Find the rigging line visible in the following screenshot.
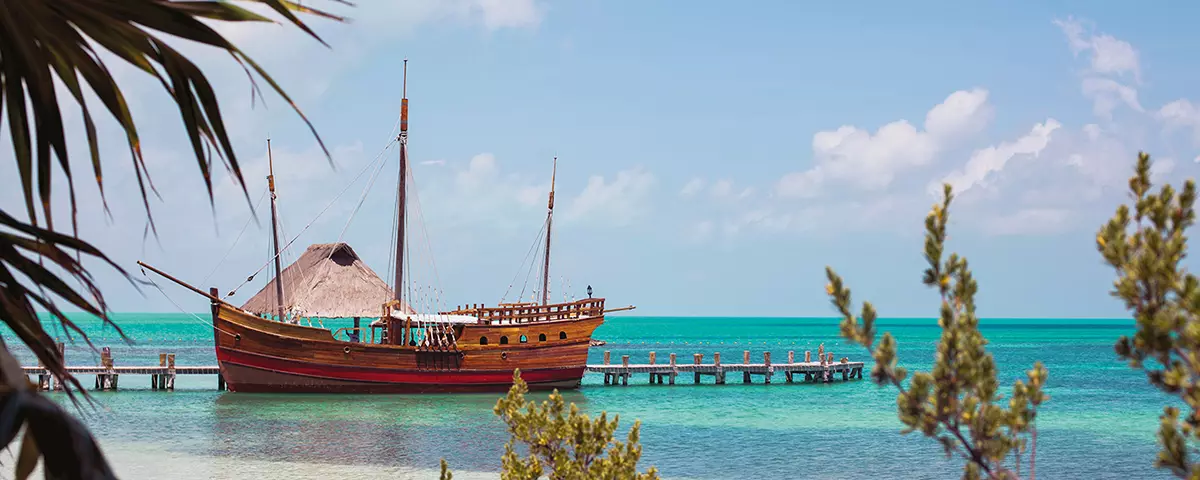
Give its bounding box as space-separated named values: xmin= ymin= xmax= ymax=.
xmin=291 ymin=142 xmax=393 ymax=309
xmin=501 ymin=217 xmax=548 ymax=303
xmin=228 ymin=137 xmax=398 ymax=296
xmin=518 ymin=217 xmax=549 ymax=303
xmin=141 ymin=270 xmax=238 ymax=338
xmin=204 ymin=188 xmax=269 ymax=288
xmin=405 ymin=160 xmax=444 ymax=310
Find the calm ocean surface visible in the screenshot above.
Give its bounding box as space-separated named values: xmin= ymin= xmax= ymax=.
xmin=7 ymin=314 xmax=1172 ymax=479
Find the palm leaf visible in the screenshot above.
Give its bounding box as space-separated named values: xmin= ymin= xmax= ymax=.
xmin=0 ymin=1 xmax=350 ymax=477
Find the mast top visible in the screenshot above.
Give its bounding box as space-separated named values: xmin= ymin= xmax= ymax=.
xmin=267 ymin=138 xmax=276 ymax=193
xmin=400 ymin=59 xmax=410 ymax=136
xmin=547 ymin=156 xmax=556 ymax=210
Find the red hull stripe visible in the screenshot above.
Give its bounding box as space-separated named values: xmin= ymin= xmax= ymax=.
xmin=217 ymin=348 xmax=585 ymax=386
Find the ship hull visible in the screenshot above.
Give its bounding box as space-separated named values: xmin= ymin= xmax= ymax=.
xmin=211 ymin=303 xmax=602 ymax=393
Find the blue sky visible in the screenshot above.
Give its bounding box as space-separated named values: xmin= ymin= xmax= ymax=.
xmin=5 ymin=1 xmax=1200 ymax=318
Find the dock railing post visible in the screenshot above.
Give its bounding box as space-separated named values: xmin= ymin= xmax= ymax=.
xmin=153 ymin=353 xmax=165 ymax=390
xmin=648 ymin=352 xmax=657 ymax=384
xmin=742 ymin=350 xmax=751 ymax=383
xmin=37 ymin=351 xmax=49 ymax=391
xmin=98 ymin=346 xmax=116 ymax=391
xmin=669 ymin=353 xmax=677 ymax=385
xmin=805 ymin=350 xmax=811 ymax=363
xmin=604 ymin=350 xmax=611 ymax=365
xmin=786 ymin=350 xmax=795 ymax=383
xmin=764 ymin=351 xmax=772 ymax=384
xmin=693 ymin=354 xmax=702 ymax=384
xmin=620 ymin=355 xmax=629 ymax=386
xmin=714 ymin=352 xmax=724 ymax=384
xmin=53 ymin=342 xmax=65 ymax=391
xmin=166 ymin=354 xmax=176 ymax=390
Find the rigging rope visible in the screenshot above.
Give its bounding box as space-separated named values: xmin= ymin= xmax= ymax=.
xmin=405 ymin=158 xmax=445 ymax=313
xmin=517 ymin=216 xmax=550 ymax=304
xmin=501 ymin=216 xmax=548 ymax=304
xmin=204 ymin=188 xmax=268 ymax=288
xmin=141 ymin=268 xmax=238 ymax=338
xmin=291 ymin=140 xmax=394 ymax=312
xmin=225 ymin=136 xmax=399 ymax=298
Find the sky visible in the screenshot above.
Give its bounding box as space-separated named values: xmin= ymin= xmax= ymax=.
xmin=4 ymin=1 xmax=1200 ymax=318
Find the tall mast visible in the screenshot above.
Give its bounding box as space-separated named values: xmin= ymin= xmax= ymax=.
xmin=541 ymin=157 xmax=556 ymax=306
xmin=267 ymin=138 xmax=285 ymax=322
xmin=394 ymin=59 xmax=409 ymax=307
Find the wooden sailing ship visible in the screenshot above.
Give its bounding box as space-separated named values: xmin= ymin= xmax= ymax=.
xmin=140 ymin=61 xmax=631 ymax=393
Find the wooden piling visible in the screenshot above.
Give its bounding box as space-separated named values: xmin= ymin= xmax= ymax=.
xmin=97 ymin=346 xmax=117 ymax=391
xmin=693 ymin=354 xmax=702 ymax=384
xmin=805 ymin=350 xmax=811 ymax=363
xmin=604 ymin=350 xmax=611 ymax=365
xmin=621 ymin=355 xmax=629 ymax=386
xmin=743 ymin=350 xmax=751 ymax=383
xmin=669 ymin=353 xmax=677 ymax=385
xmin=165 ymin=354 xmax=176 ymax=390
xmin=53 ymin=342 xmax=65 ymax=391
xmin=763 ymin=351 xmax=772 ymax=384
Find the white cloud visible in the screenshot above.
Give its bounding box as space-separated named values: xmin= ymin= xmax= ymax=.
xmin=470 ymin=0 xmax=544 ymax=30
xmin=421 ymin=159 xmax=447 ymax=166
xmin=1054 ymin=17 xmax=1141 ymax=81
xmin=566 ymin=167 xmax=656 ymax=226
xmin=936 ymin=119 xmax=1062 ymax=195
xmin=776 ymin=88 xmax=991 ymax=196
xmin=456 ymin=153 xmax=501 ymax=190
xmin=984 ymin=208 xmax=1073 ymax=236
xmin=1055 ymin=17 xmax=1142 ymax=120
xmin=1157 ymin=99 xmax=1200 ymax=144
xmin=680 ymin=178 xmax=705 ymax=197
xmin=708 ymin=179 xmax=754 ymax=202
xmin=1082 ymin=78 xmax=1143 ymax=118
xmin=925 ymin=88 xmax=995 ymax=139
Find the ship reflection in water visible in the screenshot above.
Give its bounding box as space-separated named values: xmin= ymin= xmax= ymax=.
xmin=205 ymin=390 xmax=594 ymax=472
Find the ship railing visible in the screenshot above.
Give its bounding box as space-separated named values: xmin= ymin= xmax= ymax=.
xmin=441 ymin=298 xmax=607 ymax=325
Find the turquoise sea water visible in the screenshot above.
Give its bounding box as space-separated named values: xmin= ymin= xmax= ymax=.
xmin=8 ymin=314 xmax=1172 ymax=479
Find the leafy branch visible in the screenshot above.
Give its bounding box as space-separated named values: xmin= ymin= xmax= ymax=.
xmin=1097 ymin=152 xmax=1200 ymax=477
xmin=442 ymin=370 xmax=658 ymax=480
xmin=825 ymin=183 xmax=1048 ymax=480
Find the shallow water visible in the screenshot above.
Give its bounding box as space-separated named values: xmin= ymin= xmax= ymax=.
xmin=9 ymin=315 xmax=1172 ymax=479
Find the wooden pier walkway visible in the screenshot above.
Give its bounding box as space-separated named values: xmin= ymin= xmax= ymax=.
xmin=586 ymin=350 xmax=864 ymax=386
xmin=25 ymin=344 xmax=227 ymax=392
xmin=24 ymin=344 xmax=863 ymax=391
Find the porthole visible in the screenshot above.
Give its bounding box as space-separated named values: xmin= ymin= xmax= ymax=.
xmin=538 ymin=333 xmax=547 ymax=342
xmin=480 ymin=336 xmax=489 ymax=345
xmin=559 ymin=331 xmax=567 ymax=340
xmin=500 ymin=336 xmax=509 ymax=345
xmin=519 ymin=335 xmax=528 ymax=343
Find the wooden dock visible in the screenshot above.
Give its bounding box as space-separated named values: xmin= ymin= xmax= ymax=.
xmin=586 ymin=350 xmax=864 ymax=386
xmin=26 ymin=344 xmax=226 ymax=392
xmin=24 ymin=344 xmax=862 ymax=391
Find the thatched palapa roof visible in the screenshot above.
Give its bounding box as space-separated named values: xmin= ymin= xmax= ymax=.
xmin=241 ymin=243 xmax=414 ymax=318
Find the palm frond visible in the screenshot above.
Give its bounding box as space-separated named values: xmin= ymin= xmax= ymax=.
xmin=0 ymin=1 xmax=350 ymax=477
